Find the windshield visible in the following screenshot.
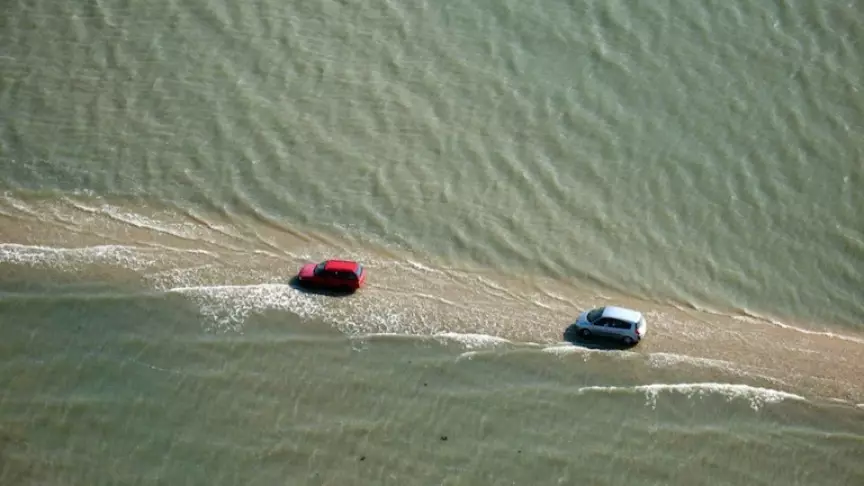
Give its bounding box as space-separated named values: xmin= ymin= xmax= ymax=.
xmin=314 ymin=262 xmax=326 ymax=275
xmin=586 ymin=307 xmax=605 ymax=323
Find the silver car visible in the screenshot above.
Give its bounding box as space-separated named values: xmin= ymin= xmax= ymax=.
xmin=573 ymin=306 xmax=647 ymax=345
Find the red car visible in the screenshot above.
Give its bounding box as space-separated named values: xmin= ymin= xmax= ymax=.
xmin=296 ymin=259 xmax=367 ymax=292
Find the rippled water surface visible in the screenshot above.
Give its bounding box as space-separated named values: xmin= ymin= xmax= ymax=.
xmin=1 ymin=0 xmax=862 ymax=484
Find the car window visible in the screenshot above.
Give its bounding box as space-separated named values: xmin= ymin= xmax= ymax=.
xmin=586 ymin=307 xmax=604 ymax=323
xmin=314 ymin=262 xmax=327 ymax=276
xmin=355 ymin=264 xmax=364 ymax=276
xmin=612 ymin=320 xmax=632 ymax=330
xmin=592 ymin=319 xmax=607 ymax=327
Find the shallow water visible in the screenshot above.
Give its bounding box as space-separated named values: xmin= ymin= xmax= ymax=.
xmin=1 ymin=0 xmax=863 ymax=484
xmin=2 ymin=279 xmax=863 ymax=485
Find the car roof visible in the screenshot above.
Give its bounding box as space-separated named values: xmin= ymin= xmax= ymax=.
xmin=323 ymin=259 xmax=360 ymax=272
xmin=601 ymin=306 xmax=642 ymax=323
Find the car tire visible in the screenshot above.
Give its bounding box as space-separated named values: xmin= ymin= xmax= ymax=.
xmin=622 ymin=336 xmax=635 ymax=346
xmin=579 ymin=328 xmax=591 ymax=338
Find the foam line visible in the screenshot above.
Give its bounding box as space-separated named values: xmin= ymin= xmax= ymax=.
xmin=352 ymin=332 xmax=520 ymax=350
xmin=0 ymin=243 xmax=153 ymax=269
xmin=432 ymin=332 xmax=513 ymax=349
xmin=576 ymin=382 xmax=805 ymax=411
xmin=761 ymin=318 xmax=864 ymax=344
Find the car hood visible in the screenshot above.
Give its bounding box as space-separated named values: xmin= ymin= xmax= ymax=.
xmin=298 ymin=263 xmax=317 ymax=278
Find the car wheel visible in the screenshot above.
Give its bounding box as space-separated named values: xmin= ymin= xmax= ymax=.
xmin=622 ymin=336 xmax=635 ymax=346
xmin=579 ymin=328 xmax=591 ymax=338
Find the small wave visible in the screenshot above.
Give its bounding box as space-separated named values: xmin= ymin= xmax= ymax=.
xmin=647 ymin=354 xmax=794 ymax=388
xmin=62 ymin=200 xmax=208 ymax=242
xmin=350 ymin=332 xmax=544 ymax=356
xmin=541 ymin=343 xmax=594 ymax=356
xmin=456 ymin=342 xmax=545 ymax=361
xmin=349 ymin=332 xmax=516 ymax=361
xmin=530 ymin=299 xmax=554 ymax=310
xmin=536 ymin=289 xmax=573 ymax=305
xmin=350 ymin=332 xmax=421 ymax=341
xmin=542 ymin=342 xmax=636 ymax=354
xmin=352 ymin=331 xmax=514 ymax=348
xmin=539 ymin=343 xmax=641 ymax=363
xmin=165 ymin=282 xmax=421 ymax=336
xmin=576 ymin=383 xmax=806 ymax=411
xmin=403 ymin=260 xmax=444 ymax=275
xmin=648 ymin=352 xmax=740 ymax=372
xmin=404 ymin=292 xmax=461 ymax=307
xmin=0 ymin=243 xmax=154 ymax=270
xmin=166 ymin=283 xmax=320 ymax=333
xmin=144 ymin=264 xmax=221 ymax=291
xmin=670 ymin=301 xmax=730 ymax=317
xmin=474 ymin=276 xmax=515 ymax=296
xmin=138 ymin=243 xmax=216 ymax=257
xmin=165 ymin=282 xmax=479 ymax=336
xmin=733 ymin=315 xmax=864 ymax=345
xmin=432 ymin=332 xmax=513 ymax=349
xmin=0 ymin=243 xmax=219 ymax=274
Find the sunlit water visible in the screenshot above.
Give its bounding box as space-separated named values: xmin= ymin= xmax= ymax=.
xmin=1 ymin=0 xmax=862 ymax=484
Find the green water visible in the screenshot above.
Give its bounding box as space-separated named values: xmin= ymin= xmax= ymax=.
xmin=1 ymin=0 xmax=862 ymax=484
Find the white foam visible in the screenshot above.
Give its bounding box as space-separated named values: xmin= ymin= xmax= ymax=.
xmin=351 ymin=332 xmax=418 ymax=340
xmin=576 ymin=383 xmax=806 ymax=411
xmin=348 ymin=332 xmax=541 ymax=356
xmin=144 ymin=264 xmax=219 ymax=290
xmin=166 ymin=282 xmax=405 ymax=335
xmin=475 ymin=276 xmax=508 ymax=292
xmin=456 ymin=342 xmax=545 ymax=360
xmin=407 ymin=292 xmax=460 ymax=307
xmin=141 ymin=244 xmax=216 ymax=257
xmin=164 ymin=281 xmax=527 ymax=339
xmin=404 ymin=260 xmax=443 ymax=274
xmin=457 ymin=350 xmax=481 ymax=360
xmin=542 ymin=343 xmax=594 ymax=357
xmin=0 ymin=243 xmax=154 ymax=270
xmin=648 ymin=352 xmax=741 ymax=373
xmin=541 ymin=342 xmax=639 ymax=360
xmin=537 ymin=290 xmax=573 ymax=305
xmin=766 ymin=320 xmax=864 ymax=345
xmin=66 ymin=201 xmax=201 ymax=241
xmin=733 ymin=315 xmax=864 ymax=345
xmin=530 ymin=299 xmax=554 ymax=310
xmin=0 ymin=194 xmax=38 ymax=216
xmin=166 ymin=283 xmax=322 ymax=333
xmin=432 ymin=332 xmax=513 ymax=349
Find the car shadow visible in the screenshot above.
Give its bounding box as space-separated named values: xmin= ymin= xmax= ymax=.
xmin=288 ymin=276 xmax=357 ymax=298
xmin=562 ymin=323 xmax=637 ymax=351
